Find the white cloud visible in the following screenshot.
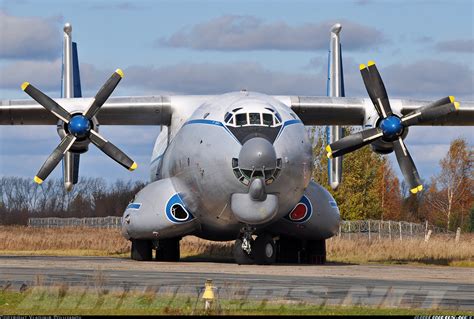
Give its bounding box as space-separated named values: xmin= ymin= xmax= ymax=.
xmin=158 ymin=16 xmax=386 ymax=52
xmin=0 ymin=10 xmax=62 ymax=60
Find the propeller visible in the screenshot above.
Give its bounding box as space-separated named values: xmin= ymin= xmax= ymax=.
xmin=326 ymin=61 xmax=460 ymax=194
xmin=21 ymin=69 xmax=137 ymax=184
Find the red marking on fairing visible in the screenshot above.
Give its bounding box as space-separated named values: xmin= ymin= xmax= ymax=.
xmin=289 ymin=203 xmax=307 ymax=221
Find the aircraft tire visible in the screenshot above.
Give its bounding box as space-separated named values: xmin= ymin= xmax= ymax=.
xmin=233 ymin=238 xmax=254 ymax=265
xmin=254 ymin=234 xmax=276 ymax=265
xmin=276 ymin=236 xmax=303 ymax=263
xmin=155 ymin=238 xmax=180 ymax=262
xmin=131 ymin=239 xmax=152 ymax=261
xmin=306 ymin=239 xmax=326 ymax=264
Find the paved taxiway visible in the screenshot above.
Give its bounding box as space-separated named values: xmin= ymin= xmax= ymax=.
xmin=0 ymin=255 xmax=472 ymax=310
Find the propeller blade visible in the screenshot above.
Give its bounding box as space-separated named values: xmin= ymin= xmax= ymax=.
xmin=359 ymin=64 xmax=382 ymax=116
xmin=401 ymin=96 xmax=459 ymax=126
xmin=326 ymin=127 xmax=384 ymax=159
xmin=34 ymin=134 xmax=77 ymax=184
xmin=392 ymin=138 xmax=423 ymax=194
xmin=360 ymin=61 xmax=393 ymax=118
xmin=21 ymin=82 xmax=71 ymax=123
xmin=88 ymin=130 xmax=137 ymax=171
xmin=83 ymin=69 xmax=123 ymax=119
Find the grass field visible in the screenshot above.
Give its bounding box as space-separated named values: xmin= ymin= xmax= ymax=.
xmin=0 ymin=287 xmax=470 ymax=316
xmin=0 ymin=226 xmax=473 ymax=266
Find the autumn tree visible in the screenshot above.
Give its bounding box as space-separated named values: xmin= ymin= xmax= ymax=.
xmin=425 ymin=138 xmax=473 ymax=230
xmin=311 ymin=127 xmax=403 ymax=220
xmin=375 ymin=158 xmax=402 ymax=220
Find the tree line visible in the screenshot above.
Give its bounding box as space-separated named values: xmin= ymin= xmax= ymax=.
xmin=0 ymin=178 xmax=144 ymax=225
xmin=312 ymin=128 xmax=473 ymax=232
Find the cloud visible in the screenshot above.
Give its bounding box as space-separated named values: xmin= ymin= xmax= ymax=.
xmin=365 ymin=60 xmax=473 ymax=100
xmin=0 ymin=59 xmax=62 ymax=93
xmin=435 ymin=39 xmax=474 ymax=53
xmin=0 ymin=10 xmax=62 ymax=60
xmin=123 ymin=62 xmax=325 ymax=95
xmin=2 ymin=57 xmax=473 ymax=100
xmin=158 ymin=15 xmax=386 ymax=52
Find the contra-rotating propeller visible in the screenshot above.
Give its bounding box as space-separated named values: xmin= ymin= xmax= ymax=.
xmin=21 ymin=69 xmax=137 ymax=184
xmin=326 ymin=61 xmax=460 ymax=194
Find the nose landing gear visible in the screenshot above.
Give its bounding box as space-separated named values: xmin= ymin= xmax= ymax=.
xmin=233 ymin=228 xmax=276 ymax=265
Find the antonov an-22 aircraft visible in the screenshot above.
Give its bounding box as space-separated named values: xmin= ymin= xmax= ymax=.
xmin=1 ymin=23 xmax=473 ymax=264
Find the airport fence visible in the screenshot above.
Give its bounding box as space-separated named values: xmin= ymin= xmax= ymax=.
xmin=336 ymin=219 xmax=453 ymax=241
xmin=27 ymin=217 xmax=452 ymax=240
xmin=28 ymin=216 xmax=122 ymax=229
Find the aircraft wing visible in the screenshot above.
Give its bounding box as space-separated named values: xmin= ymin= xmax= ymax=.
xmin=2 ymin=94 xmax=473 ymax=127
xmin=0 ymin=96 xmax=172 ymax=125
xmin=285 ymin=96 xmax=474 ymax=126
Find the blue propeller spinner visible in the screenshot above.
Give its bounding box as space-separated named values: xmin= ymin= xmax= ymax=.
xmin=68 ymin=114 xmax=91 ymax=137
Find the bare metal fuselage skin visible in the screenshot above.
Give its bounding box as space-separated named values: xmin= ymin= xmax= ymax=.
xmin=122 ymin=91 xmax=340 ymax=241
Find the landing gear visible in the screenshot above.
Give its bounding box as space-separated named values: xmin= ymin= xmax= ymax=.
xmin=276 ymin=236 xmax=326 ymax=264
xmin=155 ymin=238 xmax=180 ymax=262
xmin=131 ymin=238 xmax=180 ymax=262
xmin=233 ymin=238 xmax=254 ymax=265
xmin=233 ymin=229 xmax=276 ymax=265
xmin=253 ymin=234 xmax=276 ymax=265
xmin=131 ymin=239 xmax=153 ymax=261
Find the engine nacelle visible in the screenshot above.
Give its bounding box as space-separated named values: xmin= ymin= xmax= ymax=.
xmin=270 ymin=181 xmax=340 ymax=240
xmin=121 ymin=178 xmax=199 ymax=240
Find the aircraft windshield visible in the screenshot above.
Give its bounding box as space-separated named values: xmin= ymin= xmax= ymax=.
xmin=225 ymin=109 xmax=282 ymax=127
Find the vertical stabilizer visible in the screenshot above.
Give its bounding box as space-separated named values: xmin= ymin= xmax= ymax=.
xmin=61 ymin=23 xmax=81 ymax=191
xmin=326 ymin=24 xmax=344 ymax=190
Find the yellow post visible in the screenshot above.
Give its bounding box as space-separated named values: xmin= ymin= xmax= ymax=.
xmin=202 ymin=279 xmax=215 ymax=310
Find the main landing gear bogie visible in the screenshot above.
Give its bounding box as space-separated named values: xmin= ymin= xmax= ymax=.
xmin=131 ymin=238 xmax=180 ymax=262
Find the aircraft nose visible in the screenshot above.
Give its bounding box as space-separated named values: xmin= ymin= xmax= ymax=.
xmin=238 ymin=137 xmax=277 ymax=171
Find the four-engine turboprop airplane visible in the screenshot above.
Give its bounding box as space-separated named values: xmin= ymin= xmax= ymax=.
xmin=1 ymin=23 xmax=473 ymax=264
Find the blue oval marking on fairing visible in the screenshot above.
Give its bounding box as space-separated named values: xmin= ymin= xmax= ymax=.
xmin=285 ymin=195 xmax=313 ymax=224
xmin=127 ymin=203 xmax=141 ymax=210
xmin=329 ymin=201 xmax=338 ymax=208
xmin=165 ymin=193 xmax=195 ymax=224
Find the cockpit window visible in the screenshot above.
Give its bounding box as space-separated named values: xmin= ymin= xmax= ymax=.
xmin=249 ymin=113 xmax=260 ymax=125
xmin=262 ymin=113 xmax=273 ymax=126
xmin=275 ymin=113 xmax=282 ymax=123
xmin=224 ymin=112 xmax=232 ymax=123
xmin=236 ymin=113 xmax=247 ymax=126
xmin=225 ymin=107 xmax=282 ymax=128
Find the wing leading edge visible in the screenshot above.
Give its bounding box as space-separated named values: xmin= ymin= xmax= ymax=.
xmin=288 ymin=96 xmax=474 ymax=126
xmin=0 ymin=96 xmax=172 ymax=125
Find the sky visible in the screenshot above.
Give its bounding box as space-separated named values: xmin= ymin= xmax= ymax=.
xmin=0 ymin=0 xmax=473 ymax=186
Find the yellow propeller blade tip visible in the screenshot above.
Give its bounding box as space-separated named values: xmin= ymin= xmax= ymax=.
xmin=34 ymin=176 xmax=43 ymax=184
xmin=410 ymin=185 xmax=423 ymax=194
xmin=449 ymin=96 xmax=455 ymax=103
xmin=359 ymin=63 xmax=366 ymax=70
xmin=368 ymin=60 xmax=375 ymax=66
xmin=115 ymin=69 xmax=124 ymax=78
xmin=129 ymin=162 xmax=138 ymax=171
xmin=21 ymin=82 xmax=30 ymax=91
xmin=325 ymin=145 xmax=333 ymax=158
xmin=454 ymin=101 xmax=460 ymax=110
